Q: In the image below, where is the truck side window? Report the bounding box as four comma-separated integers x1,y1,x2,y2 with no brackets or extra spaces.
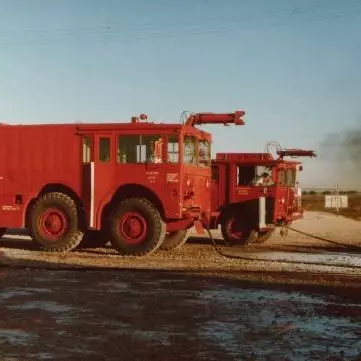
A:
118,135,163,163
83,136,93,163
238,165,255,186
99,137,111,162
167,135,179,163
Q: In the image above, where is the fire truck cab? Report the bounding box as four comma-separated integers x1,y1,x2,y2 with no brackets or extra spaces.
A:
210,148,316,245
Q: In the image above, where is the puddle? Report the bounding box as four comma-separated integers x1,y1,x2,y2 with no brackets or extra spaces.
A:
98,281,130,291
245,250,361,267
0,329,38,346
140,279,187,287
24,287,52,293
6,301,72,313
195,287,361,309
195,287,361,360
157,279,187,284
28,352,54,360
0,289,34,300
198,321,242,357
34,277,80,284
0,287,52,301
113,328,181,346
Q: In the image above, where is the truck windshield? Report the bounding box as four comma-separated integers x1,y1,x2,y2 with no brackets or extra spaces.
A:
183,136,197,165
183,136,211,167
199,140,211,167
117,134,163,163
278,168,296,186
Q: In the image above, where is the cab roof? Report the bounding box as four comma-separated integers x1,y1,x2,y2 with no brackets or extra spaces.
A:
0,121,211,138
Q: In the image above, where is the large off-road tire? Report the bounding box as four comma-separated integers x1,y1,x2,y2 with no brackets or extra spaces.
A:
107,197,166,256
159,229,189,251
0,228,6,238
28,192,83,252
221,213,258,246
79,230,109,249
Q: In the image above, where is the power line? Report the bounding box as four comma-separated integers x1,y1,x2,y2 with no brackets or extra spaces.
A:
0,1,360,46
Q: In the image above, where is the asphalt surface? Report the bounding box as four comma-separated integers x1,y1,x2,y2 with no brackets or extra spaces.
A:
1,268,361,361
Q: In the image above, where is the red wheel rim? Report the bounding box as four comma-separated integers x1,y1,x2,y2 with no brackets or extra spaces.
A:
38,208,68,241
118,211,147,244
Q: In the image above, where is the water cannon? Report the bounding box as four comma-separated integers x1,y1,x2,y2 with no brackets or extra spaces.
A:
185,110,245,127
276,149,317,159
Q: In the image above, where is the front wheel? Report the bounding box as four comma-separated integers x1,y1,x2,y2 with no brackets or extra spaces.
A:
29,192,84,252
221,214,258,246
159,229,189,251
107,198,166,256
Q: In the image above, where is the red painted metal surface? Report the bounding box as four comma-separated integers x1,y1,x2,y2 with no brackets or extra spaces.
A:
210,147,315,234
0,111,244,237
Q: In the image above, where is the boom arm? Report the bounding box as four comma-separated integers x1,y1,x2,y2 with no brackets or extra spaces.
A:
276,148,317,159
185,110,245,127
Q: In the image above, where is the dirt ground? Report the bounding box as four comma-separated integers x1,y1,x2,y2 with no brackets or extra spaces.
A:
2,211,361,283
1,211,361,360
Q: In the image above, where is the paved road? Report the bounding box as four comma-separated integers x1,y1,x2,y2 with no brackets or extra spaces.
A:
1,268,361,361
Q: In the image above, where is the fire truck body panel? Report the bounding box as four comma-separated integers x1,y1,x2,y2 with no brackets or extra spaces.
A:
0,124,83,228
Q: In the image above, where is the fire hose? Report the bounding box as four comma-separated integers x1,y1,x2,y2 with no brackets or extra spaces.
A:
201,221,361,270
0,223,361,272
285,225,361,251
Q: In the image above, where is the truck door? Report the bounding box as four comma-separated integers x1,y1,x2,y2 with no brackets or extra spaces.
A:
82,133,115,229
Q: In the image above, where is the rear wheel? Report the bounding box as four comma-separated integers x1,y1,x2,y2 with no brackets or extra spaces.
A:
159,229,189,251
221,213,258,246
107,198,166,256
29,192,83,252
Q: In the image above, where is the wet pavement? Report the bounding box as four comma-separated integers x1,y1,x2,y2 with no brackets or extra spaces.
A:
0,268,361,361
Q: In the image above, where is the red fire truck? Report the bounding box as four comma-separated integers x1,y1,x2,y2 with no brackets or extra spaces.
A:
0,111,244,255
209,145,316,245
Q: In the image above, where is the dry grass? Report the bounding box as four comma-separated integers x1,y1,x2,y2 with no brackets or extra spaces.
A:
302,194,361,221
